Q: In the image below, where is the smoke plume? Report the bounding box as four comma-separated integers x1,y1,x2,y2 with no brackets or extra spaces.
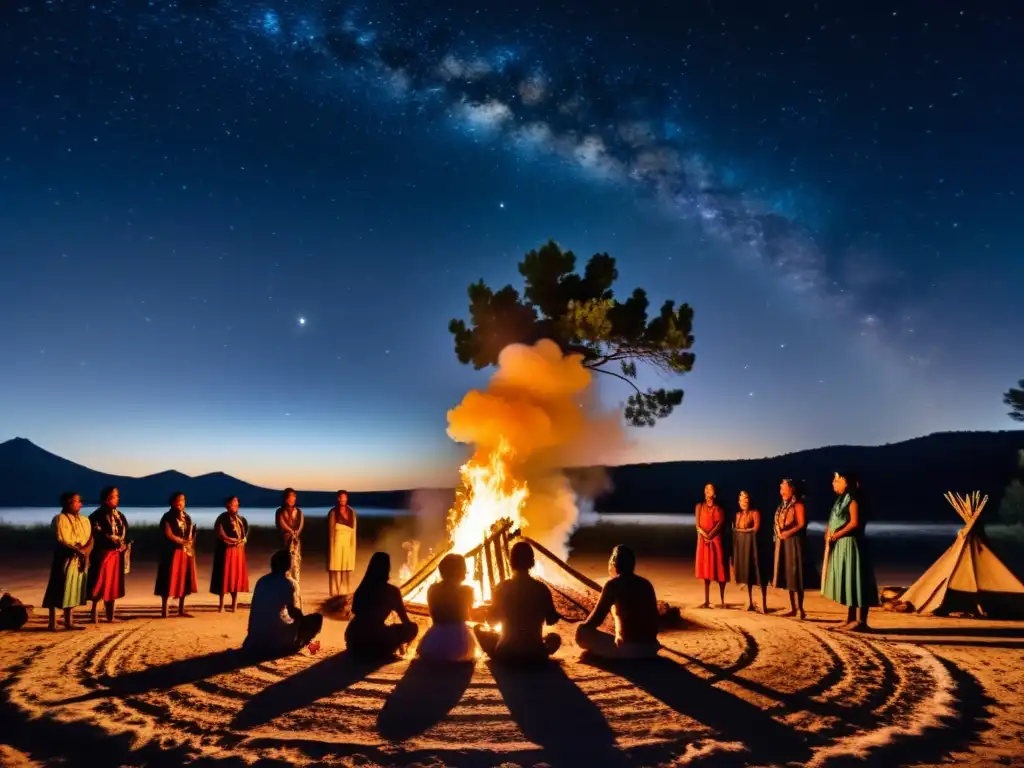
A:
445,339,624,559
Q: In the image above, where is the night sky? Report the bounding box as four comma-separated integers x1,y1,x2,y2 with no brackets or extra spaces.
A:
2,1,1021,491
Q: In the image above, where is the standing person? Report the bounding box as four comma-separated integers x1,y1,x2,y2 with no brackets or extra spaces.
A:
275,488,304,588
244,550,323,657
417,554,477,662
155,492,198,618
695,483,727,608
472,541,563,663
822,471,879,631
42,492,93,631
575,545,660,660
88,486,128,624
774,478,808,620
327,489,357,598
732,490,770,613
345,551,419,659
210,496,249,612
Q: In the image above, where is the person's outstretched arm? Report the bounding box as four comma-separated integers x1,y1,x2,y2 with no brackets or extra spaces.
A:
581,582,615,629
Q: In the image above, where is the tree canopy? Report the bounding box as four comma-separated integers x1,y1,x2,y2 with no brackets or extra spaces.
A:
1004,379,1024,423
448,240,696,427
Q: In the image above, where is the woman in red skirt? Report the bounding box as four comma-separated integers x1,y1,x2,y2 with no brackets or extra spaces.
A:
695,482,727,608
210,495,249,612
87,486,129,623
155,492,198,618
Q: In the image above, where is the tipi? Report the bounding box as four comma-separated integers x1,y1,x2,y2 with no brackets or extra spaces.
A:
901,491,1024,617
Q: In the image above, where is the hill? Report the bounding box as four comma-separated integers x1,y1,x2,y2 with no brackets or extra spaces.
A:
0,438,415,509
1,431,1022,523
583,430,1024,523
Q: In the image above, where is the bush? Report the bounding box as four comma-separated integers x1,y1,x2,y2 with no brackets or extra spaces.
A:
999,479,1024,527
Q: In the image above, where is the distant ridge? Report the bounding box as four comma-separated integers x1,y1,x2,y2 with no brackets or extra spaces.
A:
1,431,1023,522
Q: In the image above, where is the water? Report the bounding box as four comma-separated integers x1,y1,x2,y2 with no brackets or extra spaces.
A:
0,506,962,538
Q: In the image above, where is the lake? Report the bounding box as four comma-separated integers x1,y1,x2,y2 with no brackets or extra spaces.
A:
0,506,962,538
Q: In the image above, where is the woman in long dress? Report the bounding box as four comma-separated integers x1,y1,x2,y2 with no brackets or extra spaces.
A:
275,488,304,587
821,471,879,631
155,492,198,618
88,486,128,624
327,489,357,597
42,492,93,631
345,551,419,659
773,478,808,620
210,495,249,612
417,554,477,662
695,483,727,608
732,490,770,613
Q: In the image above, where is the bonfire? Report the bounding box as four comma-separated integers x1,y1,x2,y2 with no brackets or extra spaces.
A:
400,440,637,631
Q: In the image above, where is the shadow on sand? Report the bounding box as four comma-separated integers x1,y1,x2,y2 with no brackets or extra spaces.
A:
583,654,811,766
377,659,474,742
59,648,262,705
231,651,393,730
488,659,630,768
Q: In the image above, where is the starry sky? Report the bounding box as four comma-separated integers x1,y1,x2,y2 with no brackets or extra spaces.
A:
1,0,1021,491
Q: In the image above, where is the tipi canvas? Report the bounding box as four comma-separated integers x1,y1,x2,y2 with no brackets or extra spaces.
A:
901,491,1024,617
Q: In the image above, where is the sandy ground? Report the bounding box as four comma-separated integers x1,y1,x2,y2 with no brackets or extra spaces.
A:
1,549,1023,768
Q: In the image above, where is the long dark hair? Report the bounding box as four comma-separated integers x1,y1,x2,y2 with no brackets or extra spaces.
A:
99,486,118,506
352,551,391,614
835,470,867,523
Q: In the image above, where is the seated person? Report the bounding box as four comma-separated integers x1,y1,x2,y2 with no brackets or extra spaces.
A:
575,545,660,660
417,554,477,662
473,541,562,663
243,550,323,656
345,551,418,659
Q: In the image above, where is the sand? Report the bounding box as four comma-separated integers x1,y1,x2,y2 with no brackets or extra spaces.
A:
1,549,1023,768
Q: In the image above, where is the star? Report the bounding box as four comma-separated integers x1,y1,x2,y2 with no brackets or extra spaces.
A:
298,317,306,326
498,201,505,209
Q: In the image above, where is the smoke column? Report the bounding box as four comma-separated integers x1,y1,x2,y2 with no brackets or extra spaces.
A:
445,339,624,560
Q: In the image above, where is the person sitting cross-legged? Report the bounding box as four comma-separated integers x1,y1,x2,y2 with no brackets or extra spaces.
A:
575,545,661,660
345,551,419,659
473,541,562,664
243,549,323,657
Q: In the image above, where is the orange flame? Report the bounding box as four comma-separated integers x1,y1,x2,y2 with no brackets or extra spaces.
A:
405,439,532,607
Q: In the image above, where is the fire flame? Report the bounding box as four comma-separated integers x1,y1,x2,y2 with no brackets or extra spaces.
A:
405,439,533,607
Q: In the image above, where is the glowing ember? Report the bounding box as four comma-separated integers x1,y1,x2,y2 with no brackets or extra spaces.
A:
405,438,534,607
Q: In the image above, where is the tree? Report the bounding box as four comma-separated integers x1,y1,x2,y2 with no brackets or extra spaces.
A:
448,240,695,427
1004,379,1024,422
998,450,1024,527
998,480,1024,526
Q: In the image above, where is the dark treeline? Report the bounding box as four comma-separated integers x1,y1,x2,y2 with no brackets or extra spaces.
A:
2,431,1023,524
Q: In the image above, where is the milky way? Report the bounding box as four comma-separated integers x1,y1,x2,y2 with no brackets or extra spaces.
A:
2,0,1020,484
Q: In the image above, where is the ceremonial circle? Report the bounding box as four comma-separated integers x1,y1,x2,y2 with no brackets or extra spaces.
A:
1,607,986,768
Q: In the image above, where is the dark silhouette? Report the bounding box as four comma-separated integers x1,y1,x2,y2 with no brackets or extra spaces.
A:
488,660,629,767
1004,378,1024,422
474,541,562,663
59,648,259,705
376,658,474,741
345,551,418,659
231,651,393,730
582,654,812,765
449,240,695,427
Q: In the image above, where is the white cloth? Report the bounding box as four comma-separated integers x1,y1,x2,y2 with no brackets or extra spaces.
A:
417,622,477,662
245,572,300,650
329,523,356,571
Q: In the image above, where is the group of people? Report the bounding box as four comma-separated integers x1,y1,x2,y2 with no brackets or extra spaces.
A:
40,486,358,631
241,538,662,664
41,470,878,650
694,471,879,631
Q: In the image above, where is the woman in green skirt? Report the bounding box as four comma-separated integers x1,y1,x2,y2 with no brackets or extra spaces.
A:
42,491,94,631
821,471,878,631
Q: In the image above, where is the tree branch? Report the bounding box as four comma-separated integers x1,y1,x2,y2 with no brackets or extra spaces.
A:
591,365,642,395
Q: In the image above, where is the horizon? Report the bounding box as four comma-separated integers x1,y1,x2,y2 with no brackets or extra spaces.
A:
5,429,1021,493
2,3,1020,489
